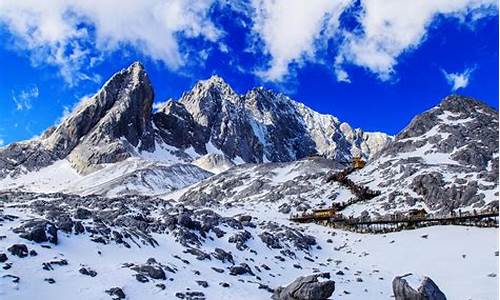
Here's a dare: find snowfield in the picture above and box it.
[0,191,498,300]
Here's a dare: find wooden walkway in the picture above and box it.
[292,165,499,233]
[290,211,499,233]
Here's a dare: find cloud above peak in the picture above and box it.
[248,0,496,82]
[0,0,497,84]
[442,67,475,91]
[334,0,497,82]
[0,0,220,85]
[250,0,352,81]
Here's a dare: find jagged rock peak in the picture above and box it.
[439,94,497,115]
[395,94,497,141]
[188,74,238,99]
[53,61,155,174]
[42,61,154,157]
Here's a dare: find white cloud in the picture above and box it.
[248,0,496,82]
[250,0,353,81]
[12,85,39,111]
[0,0,221,85]
[335,0,497,81]
[0,0,496,84]
[0,138,4,146]
[442,67,475,91]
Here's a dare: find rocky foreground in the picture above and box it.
[0,191,498,299]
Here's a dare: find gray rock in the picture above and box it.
[79,267,98,277]
[131,264,166,280]
[212,248,234,264]
[393,273,447,300]
[228,230,252,251]
[75,208,92,219]
[105,287,126,299]
[15,220,58,244]
[229,263,254,276]
[272,273,335,300]
[7,244,28,258]
[0,253,8,262]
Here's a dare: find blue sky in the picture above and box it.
[0,1,498,146]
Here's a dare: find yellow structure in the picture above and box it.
[407,208,427,218]
[313,208,336,219]
[352,156,366,169]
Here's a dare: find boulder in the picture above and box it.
[105,287,126,299]
[229,263,254,276]
[212,248,234,264]
[393,273,447,300]
[7,244,29,258]
[272,273,335,300]
[75,208,93,219]
[15,220,58,244]
[79,267,98,277]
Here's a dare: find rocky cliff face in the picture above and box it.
[154,76,390,164]
[62,62,155,174]
[0,62,155,176]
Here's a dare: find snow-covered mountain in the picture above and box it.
[346,95,499,216]
[0,62,498,300]
[0,62,389,195]
[168,75,390,163]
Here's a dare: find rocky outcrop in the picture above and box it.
[13,219,58,244]
[192,153,235,174]
[272,273,335,300]
[393,273,447,300]
[64,62,155,174]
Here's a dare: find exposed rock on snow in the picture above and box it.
[272,273,335,300]
[392,273,447,300]
[13,219,58,244]
[192,153,235,174]
[7,244,29,258]
[105,287,126,299]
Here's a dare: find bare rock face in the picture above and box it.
[64,62,155,174]
[0,64,390,179]
[0,141,56,178]
[0,62,155,177]
[393,273,447,300]
[272,273,335,300]
[159,76,389,164]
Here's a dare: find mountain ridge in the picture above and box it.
[0,62,391,178]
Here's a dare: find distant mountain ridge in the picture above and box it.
[0,62,390,178]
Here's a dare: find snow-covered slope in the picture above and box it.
[346,95,499,216]
[174,157,353,215]
[0,191,497,300]
[0,158,213,197]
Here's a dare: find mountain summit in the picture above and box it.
[0,62,391,177]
